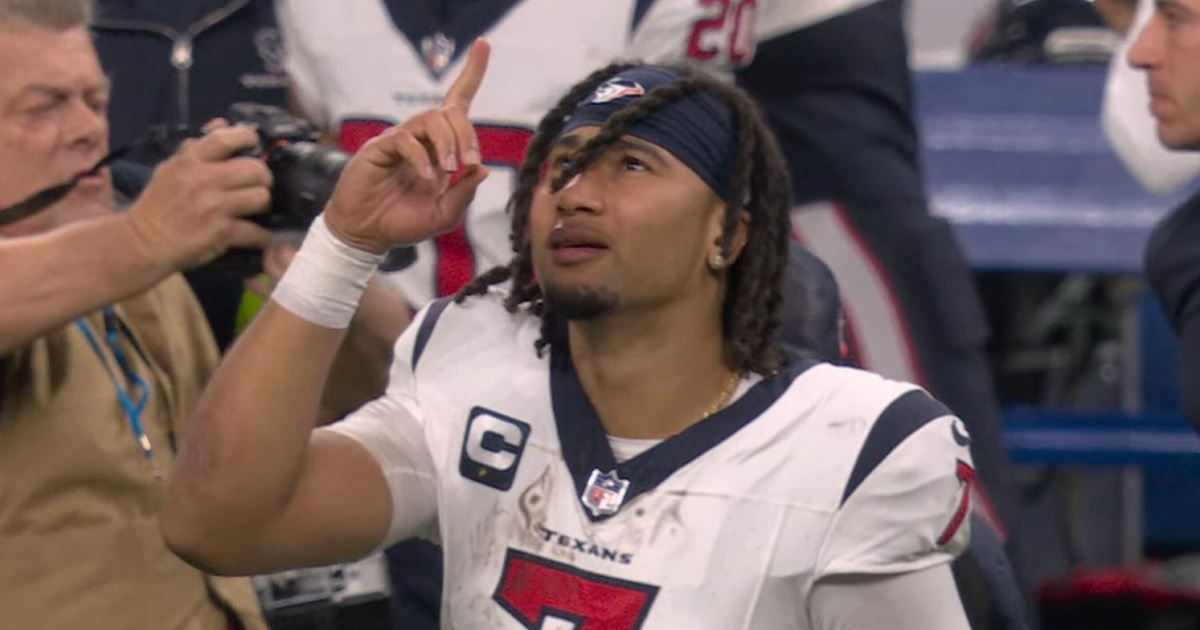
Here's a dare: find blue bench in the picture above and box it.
[916,65,1200,552]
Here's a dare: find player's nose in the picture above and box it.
[554,169,604,216]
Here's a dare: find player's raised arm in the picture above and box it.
[159,40,492,576]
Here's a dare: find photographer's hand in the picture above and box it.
[323,38,492,254]
[0,126,271,353]
[125,126,274,272]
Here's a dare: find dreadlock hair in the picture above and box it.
[455,61,793,376]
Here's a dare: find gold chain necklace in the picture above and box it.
[579,370,742,518]
[700,372,742,420]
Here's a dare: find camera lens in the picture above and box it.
[260,142,351,232]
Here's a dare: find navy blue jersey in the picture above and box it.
[1146,190,1200,429]
[93,0,289,164]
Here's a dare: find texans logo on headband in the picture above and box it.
[562,65,736,200]
[587,79,646,105]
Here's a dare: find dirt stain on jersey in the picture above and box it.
[518,464,555,534]
[469,464,556,568]
[649,496,684,544]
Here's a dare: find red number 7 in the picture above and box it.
[937,460,975,546]
[494,549,659,629]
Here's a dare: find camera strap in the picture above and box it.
[0,146,132,228]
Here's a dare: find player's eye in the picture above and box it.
[551,154,575,173]
[541,154,574,183]
[1162,6,1189,27]
[621,155,648,172]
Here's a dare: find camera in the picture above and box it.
[214,103,415,275]
[203,103,349,277]
[227,102,350,232]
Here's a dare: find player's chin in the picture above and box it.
[535,256,599,286]
[540,280,619,321]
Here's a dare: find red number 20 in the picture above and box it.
[687,0,758,66]
[494,549,659,629]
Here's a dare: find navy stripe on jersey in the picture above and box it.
[551,338,817,522]
[630,0,660,33]
[412,297,454,369]
[840,389,951,506]
[381,0,524,80]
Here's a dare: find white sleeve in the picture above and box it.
[809,564,971,630]
[274,0,331,129]
[320,306,440,549]
[814,405,974,580]
[1101,0,1200,194]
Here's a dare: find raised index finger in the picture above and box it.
[443,38,491,114]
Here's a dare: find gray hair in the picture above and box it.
[0,0,92,30]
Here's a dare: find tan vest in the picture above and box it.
[0,275,268,630]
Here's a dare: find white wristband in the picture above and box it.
[271,213,386,329]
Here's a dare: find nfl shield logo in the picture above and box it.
[582,469,630,517]
[421,32,456,74]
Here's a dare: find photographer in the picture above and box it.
[89,0,292,352]
[0,1,398,627]
[1131,0,1200,430]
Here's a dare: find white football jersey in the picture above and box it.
[327,292,974,629]
[276,0,883,307]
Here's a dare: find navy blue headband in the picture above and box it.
[560,66,736,200]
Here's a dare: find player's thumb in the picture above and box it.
[441,165,490,216]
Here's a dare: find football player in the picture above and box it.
[274,1,1025,625]
[162,44,979,629]
[275,2,1021,624]
[278,0,1022,619]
